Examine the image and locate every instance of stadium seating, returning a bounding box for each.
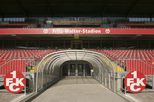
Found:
[0,49,56,75]
[0,59,31,75]
[0,49,154,76]
[95,49,154,75]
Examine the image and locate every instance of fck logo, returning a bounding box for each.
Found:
[4,71,26,94]
[124,71,146,93]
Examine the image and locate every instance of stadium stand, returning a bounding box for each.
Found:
[0,50,56,76]
[0,49,153,76]
[0,17,154,28]
[96,49,154,75]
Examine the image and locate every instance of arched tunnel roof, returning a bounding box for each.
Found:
[35,50,125,92]
[36,50,117,73]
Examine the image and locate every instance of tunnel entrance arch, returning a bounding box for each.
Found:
[35,50,120,93]
[61,60,93,77]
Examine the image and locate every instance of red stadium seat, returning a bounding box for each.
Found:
[0,49,56,76]
[95,49,154,75]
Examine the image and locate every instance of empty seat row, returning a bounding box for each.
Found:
[0,49,56,76]
[95,49,154,75]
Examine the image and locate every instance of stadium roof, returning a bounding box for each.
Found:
[0,0,154,17]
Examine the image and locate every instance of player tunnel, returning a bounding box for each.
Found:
[35,50,118,93]
[61,60,93,77]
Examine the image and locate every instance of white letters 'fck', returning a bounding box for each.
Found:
[127,71,145,92]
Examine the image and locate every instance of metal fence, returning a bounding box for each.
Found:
[34,50,119,93]
[117,73,154,94]
[0,58,37,93]
[114,59,154,75]
[112,59,154,93]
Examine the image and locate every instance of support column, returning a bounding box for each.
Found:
[68,64,70,76]
[75,64,78,76]
[104,72,107,87]
[108,73,111,89]
[152,75,154,90]
[83,64,86,77]
[116,73,121,92]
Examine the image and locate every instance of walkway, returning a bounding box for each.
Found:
[32,76,127,102]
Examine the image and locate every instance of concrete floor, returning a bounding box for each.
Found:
[32,76,127,102]
[0,89,22,102]
[127,92,154,102]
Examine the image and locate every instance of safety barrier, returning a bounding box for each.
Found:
[115,59,154,75]
[112,59,154,93]
[118,73,154,94]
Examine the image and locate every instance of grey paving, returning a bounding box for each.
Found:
[32,76,127,102]
[0,89,22,102]
[128,92,154,102]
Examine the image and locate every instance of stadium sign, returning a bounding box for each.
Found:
[4,71,26,94]
[0,28,154,35]
[51,28,102,34]
[124,71,146,93]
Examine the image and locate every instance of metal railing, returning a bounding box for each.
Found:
[35,50,119,93]
[118,73,154,94]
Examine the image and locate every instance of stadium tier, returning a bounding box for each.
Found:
[0,49,154,76]
[0,17,154,28]
[96,50,154,75]
[0,50,56,75]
